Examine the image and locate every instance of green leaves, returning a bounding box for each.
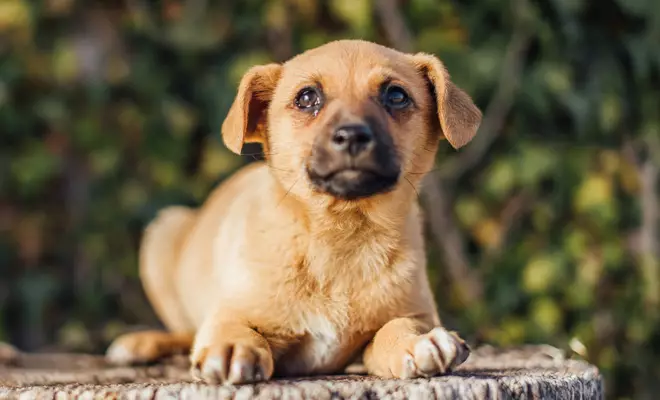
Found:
[329,0,372,35]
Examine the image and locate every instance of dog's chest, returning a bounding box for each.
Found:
[276,313,362,376]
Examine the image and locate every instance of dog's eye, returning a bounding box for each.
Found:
[382,85,410,109]
[295,88,322,111]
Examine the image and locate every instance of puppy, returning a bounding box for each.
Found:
[106,40,482,384]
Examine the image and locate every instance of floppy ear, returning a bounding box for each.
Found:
[408,53,482,149]
[221,64,282,154]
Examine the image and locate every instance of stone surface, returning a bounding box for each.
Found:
[0,345,603,399]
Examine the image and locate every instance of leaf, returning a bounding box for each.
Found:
[517,145,557,186]
[454,196,487,228]
[149,159,182,189]
[52,39,80,84]
[483,158,517,200]
[0,0,32,43]
[522,253,563,294]
[541,62,573,95]
[573,174,613,213]
[11,143,62,196]
[599,93,622,133]
[329,0,372,34]
[494,317,527,345]
[472,218,502,249]
[530,297,563,335]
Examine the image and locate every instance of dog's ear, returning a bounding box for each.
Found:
[408,53,482,149]
[222,64,282,154]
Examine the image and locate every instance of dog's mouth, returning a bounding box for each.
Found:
[306,167,400,200]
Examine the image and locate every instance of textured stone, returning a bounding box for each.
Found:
[0,345,603,399]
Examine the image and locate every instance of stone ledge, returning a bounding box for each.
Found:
[0,345,603,399]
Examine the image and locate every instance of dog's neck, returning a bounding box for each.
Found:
[277,186,419,287]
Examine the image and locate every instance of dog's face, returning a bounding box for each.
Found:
[222,40,481,207]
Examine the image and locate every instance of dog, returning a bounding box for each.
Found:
[106,39,482,384]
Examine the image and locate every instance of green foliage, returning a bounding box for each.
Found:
[1,0,659,398]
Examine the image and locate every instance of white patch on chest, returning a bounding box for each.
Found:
[284,312,346,374]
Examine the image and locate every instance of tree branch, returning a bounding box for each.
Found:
[624,136,660,307]
[439,0,533,183]
[373,0,414,52]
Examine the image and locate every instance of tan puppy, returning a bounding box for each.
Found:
[106,40,482,384]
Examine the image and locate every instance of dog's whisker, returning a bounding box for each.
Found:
[404,176,420,200]
[406,169,439,175]
[277,176,301,208]
[265,164,296,173]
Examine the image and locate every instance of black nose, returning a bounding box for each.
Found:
[331,124,374,156]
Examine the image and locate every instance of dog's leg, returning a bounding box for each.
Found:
[107,206,197,365]
[190,321,274,385]
[106,331,194,365]
[363,317,470,379]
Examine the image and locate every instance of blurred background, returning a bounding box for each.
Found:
[0,0,659,398]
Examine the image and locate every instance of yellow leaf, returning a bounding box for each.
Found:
[494,317,526,346]
[0,0,31,32]
[543,63,572,94]
[454,197,487,228]
[52,40,80,84]
[577,252,602,288]
[531,297,562,335]
[472,218,501,249]
[150,159,181,189]
[484,159,516,199]
[329,0,371,33]
[574,174,613,213]
[564,227,589,259]
[522,254,558,293]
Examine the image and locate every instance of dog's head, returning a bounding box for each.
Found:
[222,40,481,207]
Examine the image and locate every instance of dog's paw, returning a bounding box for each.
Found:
[191,343,273,385]
[393,328,470,379]
[106,331,181,365]
[0,342,19,365]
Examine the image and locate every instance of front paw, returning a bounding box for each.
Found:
[392,328,470,379]
[191,343,274,385]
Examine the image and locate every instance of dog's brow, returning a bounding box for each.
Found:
[291,70,323,87]
[367,67,403,87]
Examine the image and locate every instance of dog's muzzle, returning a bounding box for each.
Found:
[306,123,400,200]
